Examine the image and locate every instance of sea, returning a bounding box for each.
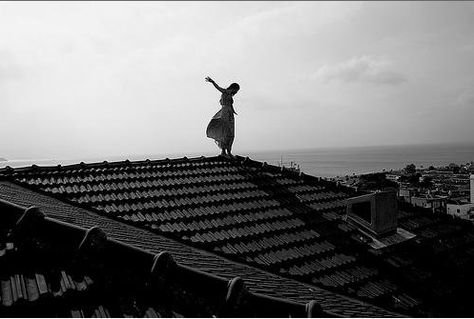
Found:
[1,143,474,178]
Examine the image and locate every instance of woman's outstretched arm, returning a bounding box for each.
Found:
[205,76,225,93]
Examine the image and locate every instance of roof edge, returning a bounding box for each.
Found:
[0,155,225,176]
[0,198,330,318]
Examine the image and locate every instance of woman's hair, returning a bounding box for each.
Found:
[227,83,240,92]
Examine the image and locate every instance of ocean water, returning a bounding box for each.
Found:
[1,143,474,178]
[246,143,474,177]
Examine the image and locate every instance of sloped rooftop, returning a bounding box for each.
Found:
[2,154,472,316]
[0,197,332,318]
[0,178,399,318]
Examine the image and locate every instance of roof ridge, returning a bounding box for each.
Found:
[0,155,227,175]
[0,154,355,194]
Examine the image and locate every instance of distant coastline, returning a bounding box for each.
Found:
[241,141,474,155]
[245,142,474,177]
[0,158,6,162]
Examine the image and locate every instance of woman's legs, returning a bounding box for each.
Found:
[217,141,226,156]
[218,141,232,157]
[226,138,234,156]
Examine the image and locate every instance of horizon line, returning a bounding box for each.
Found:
[2,140,474,163]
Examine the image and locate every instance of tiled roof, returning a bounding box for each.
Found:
[0,180,399,318]
[0,156,408,317]
[0,197,327,318]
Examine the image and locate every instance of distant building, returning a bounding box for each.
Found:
[398,186,417,203]
[471,174,474,203]
[411,196,446,213]
[446,175,474,220]
[385,174,400,182]
[447,201,474,220]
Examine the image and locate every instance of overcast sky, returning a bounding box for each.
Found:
[1,1,474,160]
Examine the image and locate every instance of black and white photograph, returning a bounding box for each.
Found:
[1,1,474,318]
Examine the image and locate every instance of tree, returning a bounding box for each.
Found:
[448,163,460,173]
[420,176,433,188]
[355,172,399,191]
[404,164,416,175]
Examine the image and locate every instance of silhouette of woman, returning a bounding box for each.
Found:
[205,76,240,157]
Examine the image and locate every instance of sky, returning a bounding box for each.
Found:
[1,1,474,160]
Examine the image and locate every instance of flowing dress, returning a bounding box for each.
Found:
[206,91,236,150]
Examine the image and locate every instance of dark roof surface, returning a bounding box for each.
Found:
[0,199,182,317]
[1,154,472,316]
[0,179,399,318]
[0,155,417,315]
[0,197,330,318]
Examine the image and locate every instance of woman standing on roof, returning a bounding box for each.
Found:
[205,76,240,157]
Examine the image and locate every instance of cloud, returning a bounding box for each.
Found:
[0,51,23,85]
[455,89,474,108]
[314,55,406,85]
[230,2,362,37]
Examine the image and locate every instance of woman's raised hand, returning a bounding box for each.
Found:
[205,76,224,92]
